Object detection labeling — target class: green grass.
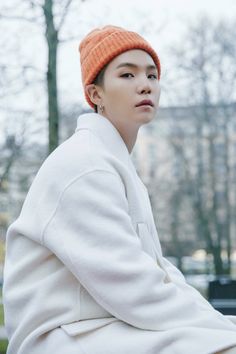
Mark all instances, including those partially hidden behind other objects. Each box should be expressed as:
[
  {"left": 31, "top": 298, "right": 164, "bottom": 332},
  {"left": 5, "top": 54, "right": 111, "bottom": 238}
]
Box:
[
  {"left": 0, "top": 291, "right": 8, "bottom": 353},
  {"left": 0, "top": 305, "right": 4, "bottom": 327},
  {"left": 0, "top": 340, "right": 8, "bottom": 354}
]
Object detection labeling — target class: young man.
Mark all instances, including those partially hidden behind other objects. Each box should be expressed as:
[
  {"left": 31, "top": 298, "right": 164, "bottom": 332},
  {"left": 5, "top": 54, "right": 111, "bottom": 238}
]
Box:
[{"left": 3, "top": 24, "right": 236, "bottom": 354}]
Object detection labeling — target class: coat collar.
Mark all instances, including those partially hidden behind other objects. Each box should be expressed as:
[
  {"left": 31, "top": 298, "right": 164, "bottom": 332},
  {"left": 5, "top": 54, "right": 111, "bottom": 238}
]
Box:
[
  {"left": 75, "top": 112, "right": 147, "bottom": 192},
  {"left": 75, "top": 112, "right": 133, "bottom": 167}
]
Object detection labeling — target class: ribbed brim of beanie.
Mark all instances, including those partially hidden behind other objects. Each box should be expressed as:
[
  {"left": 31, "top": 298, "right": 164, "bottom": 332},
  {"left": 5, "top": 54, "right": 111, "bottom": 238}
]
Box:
[{"left": 79, "top": 25, "right": 161, "bottom": 109}]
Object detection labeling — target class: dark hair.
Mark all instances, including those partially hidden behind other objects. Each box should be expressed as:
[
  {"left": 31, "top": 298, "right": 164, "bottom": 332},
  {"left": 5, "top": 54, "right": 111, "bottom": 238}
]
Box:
[{"left": 92, "top": 63, "right": 108, "bottom": 112}]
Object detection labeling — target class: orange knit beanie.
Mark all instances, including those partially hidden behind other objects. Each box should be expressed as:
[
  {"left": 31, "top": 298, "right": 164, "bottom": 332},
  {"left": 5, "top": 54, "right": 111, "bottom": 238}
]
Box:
[{"left": 78, "top": 25, "right": 161, "bottom": 109}]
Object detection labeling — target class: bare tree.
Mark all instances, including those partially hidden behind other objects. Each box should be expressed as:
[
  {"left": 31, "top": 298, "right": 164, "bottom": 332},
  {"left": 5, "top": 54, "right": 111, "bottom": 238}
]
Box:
[
  {"left": 1, "top": 0, "right": 85, "bottom": 155},
  {"left": 42, "top": 0, "right": 76, "bottom": 153},
  {"left": 0, "top": 0, "right": 86, "bottom": 238},
  {"left": 165, "top": 15, "right": 236, "bottom": 275}
]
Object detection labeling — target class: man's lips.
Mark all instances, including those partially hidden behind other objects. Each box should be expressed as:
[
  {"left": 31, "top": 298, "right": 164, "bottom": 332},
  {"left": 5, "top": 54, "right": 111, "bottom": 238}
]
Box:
[{"left": 135, "top": 99, "right": 154, "bottom": 107}]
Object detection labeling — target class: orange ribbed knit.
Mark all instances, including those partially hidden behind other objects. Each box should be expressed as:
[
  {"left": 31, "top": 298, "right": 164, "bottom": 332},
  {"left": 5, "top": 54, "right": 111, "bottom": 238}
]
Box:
[{"left": 79, "top": 25, "right": 161, "bottom": 109}]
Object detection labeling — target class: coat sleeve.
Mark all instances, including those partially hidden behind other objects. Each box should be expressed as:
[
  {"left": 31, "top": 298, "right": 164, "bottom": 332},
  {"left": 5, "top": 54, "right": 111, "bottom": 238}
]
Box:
[
  {"left": 42, "top": 169, "right": 218, "bottom": 331},
  {"left": 161, "top": 257, "right": 219, "bottom": 310},
  {"left": 162, "top": 255, "right": 236, "bottom": 326}
]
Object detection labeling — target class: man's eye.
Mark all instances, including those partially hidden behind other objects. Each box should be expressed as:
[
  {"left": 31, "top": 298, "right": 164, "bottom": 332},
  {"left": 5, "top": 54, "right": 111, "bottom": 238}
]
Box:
[
  {"left": 120, "top": 73, "right": 133, "bottom": 78},
  {"left": 120, "top": 73, "right": 157, "bottom": 79},
  {"left": 149, "top": 74, "right": 157, "bottom": 79}
]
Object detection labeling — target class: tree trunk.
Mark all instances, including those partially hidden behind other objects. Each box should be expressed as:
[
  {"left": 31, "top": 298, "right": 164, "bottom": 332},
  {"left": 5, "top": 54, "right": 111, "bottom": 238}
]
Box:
[{"left": 43, "top": 0, "right": 59, "bottom": 154}]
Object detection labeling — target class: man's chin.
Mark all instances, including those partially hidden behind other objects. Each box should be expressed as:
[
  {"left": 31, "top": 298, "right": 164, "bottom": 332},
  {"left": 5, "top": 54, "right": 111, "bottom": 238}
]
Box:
[{"left": 137, "top": 112, "right": 155, "bottom": 123}]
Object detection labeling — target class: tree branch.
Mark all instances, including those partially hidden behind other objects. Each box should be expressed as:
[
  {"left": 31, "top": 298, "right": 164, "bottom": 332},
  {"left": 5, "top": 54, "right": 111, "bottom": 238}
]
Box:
[
  {"left": 58, "top": 34, "right": 78, "bottom": 43},
  {"left": 57, "top": 0, "right": 73, "bottom": 32}
]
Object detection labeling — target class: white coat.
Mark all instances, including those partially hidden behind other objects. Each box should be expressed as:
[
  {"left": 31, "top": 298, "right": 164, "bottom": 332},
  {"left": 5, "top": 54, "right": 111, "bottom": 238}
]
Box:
[{"left": 2, "top": 112, "right": 236, "bottom": 354}]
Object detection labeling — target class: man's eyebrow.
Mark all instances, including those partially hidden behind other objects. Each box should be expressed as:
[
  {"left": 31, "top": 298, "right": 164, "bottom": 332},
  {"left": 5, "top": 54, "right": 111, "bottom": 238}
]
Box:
[{"left": 115, "top": 62, "right": 157, "bottom": 71}]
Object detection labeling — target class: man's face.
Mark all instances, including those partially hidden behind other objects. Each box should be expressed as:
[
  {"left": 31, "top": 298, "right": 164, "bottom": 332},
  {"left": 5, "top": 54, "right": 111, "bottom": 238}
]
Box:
[{"left": 99, "top": 49, "right": 161, "bottom": 128}]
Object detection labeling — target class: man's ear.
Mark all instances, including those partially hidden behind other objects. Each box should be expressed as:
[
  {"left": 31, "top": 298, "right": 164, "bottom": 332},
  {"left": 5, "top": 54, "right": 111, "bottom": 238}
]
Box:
[{"left": 85, "top": 84, "right": 103, "bottom": 106}]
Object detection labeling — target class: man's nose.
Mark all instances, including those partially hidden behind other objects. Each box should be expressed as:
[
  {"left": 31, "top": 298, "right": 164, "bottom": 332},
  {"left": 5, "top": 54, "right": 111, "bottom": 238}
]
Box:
[{"left": 137, "top": 76, "right": 152, "bottom": 94}]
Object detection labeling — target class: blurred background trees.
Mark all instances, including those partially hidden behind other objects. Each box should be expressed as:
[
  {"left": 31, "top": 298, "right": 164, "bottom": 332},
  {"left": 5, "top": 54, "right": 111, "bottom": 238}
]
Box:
[{"left": 135, "top": 15, "right": 236, "bottom": 276}]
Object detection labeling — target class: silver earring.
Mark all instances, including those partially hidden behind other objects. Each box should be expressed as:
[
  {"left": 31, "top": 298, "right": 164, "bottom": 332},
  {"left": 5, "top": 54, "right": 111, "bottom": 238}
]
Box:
[{"left": 99, "top": 104, "right": 104, "bottom": 113}]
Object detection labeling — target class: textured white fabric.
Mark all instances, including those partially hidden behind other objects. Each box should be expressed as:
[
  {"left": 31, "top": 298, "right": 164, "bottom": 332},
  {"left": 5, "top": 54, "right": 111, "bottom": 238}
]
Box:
[{"left": 2, "top": 112, "right": 236, "bottom": 354}]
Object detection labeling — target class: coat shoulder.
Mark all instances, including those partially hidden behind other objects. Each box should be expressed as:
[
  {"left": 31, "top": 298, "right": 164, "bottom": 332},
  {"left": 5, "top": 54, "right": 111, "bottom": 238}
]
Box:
[{"left": 35, "top": 129, "right": 118, "bottom": 191}]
